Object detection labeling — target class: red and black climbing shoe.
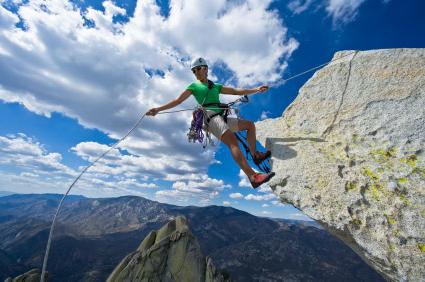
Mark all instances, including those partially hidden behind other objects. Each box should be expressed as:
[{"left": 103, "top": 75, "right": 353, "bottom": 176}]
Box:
[
  {"left": 250, "top": 172, "right": 276, "bottom": 188},
  {"left": 253, "top": 150, "right": 271, "bottom": 165}
]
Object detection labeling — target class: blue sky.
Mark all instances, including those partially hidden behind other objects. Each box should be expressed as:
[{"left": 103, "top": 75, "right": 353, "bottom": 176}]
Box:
[{"left": 0, "top": 0, "right": 424, "bottom": 220}]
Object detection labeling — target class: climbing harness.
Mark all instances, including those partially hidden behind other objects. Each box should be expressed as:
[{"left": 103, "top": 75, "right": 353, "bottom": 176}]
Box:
[
  {"left": 40, "top": 50, "right": 358, "bottom": 282},
  {"left": 186, "top": 93, "right": 272, "bottom": 173},
  {"left": 187, "top": 79, "right": 217, "bottom": 148}
]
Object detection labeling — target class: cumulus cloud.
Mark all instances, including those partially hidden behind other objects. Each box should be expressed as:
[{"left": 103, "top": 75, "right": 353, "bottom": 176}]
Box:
[
  {"left": 0, "top": 0, "right": 297, "bottom": 187},
  {"left": 172, "top": 176, "right": 230, "bottom": 193},
  {"left": 245, "top": 193, "right": 276, "bottom": 201},
  {"left": 238, "top": 169, "right": 251, "bottom": 187},
  {"left": 286, "top": 212, "right": 312, "bottom": 220},
  {"left": 0, "top": 133, "right": 74, "bottom": 176},
  {"left": 155, "top": 188, "right": 219, "bottom": 206},
  {"left": 223, "top": 201, "right": 231, "bottom": 206},
  {"left": 71, "top": 141, "right": 199, "bottom": 179},
  {"left": 155, "top": 173, "right": 230, "bottom": 205},
  {"left": 272, "top": 200, "right": 285, "bottom": 207},
  {"left": 0, "top": 134, "right": 160, "bottom": 197},
  {"left": 257, "top": 184, "right": 273, "bottom": 193},
  {"left": 229, "top": 192, "right": 244, "bottom": 199}
]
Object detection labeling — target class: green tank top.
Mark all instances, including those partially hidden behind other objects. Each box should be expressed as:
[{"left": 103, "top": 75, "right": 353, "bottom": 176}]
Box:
[{"left": 186, "top": 81, "right": 223, "bottom": 113}]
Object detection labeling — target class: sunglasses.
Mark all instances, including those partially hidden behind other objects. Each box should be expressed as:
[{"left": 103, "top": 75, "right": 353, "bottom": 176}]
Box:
[{"left": 192, "top": 66, "right": 206, "bottom": 74}]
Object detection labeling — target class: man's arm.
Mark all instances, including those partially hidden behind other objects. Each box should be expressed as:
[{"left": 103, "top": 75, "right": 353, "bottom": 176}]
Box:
[
  {"left": 221, "top": 85, "right": 269, "bottom": 95},
  {"left": 146, "top": 89, "right": 192, "bottom": 116}
]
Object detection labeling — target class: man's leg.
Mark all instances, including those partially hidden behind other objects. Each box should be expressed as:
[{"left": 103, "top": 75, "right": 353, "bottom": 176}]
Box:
[
  {"left": 237, "top": 119, "right": 256, "bottom": 156},
  {"left": 237, "top": 119, "right": 271, "bottom": 164},
  {"left": 220, "top": 130, "right": 256, "bottom": 179},
  {"left": 221, "top": 129, "right": 275, "bottom": 188}
]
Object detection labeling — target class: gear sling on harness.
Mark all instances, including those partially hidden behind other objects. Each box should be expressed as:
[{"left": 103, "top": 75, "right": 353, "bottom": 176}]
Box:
[{"left": 187, "top": 88, "right": 271, "bottom": 173}]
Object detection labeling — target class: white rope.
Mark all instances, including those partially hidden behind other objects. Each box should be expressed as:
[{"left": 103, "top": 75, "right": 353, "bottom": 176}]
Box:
[
  {"left": 40, "top": 113, "right": 147, "bottom": 282},
  {"left": 39, "top": 50, "right": 358, "bottom": 282},
  {"left": 277, "top": 50, "right": 358, "bottom": 84}
]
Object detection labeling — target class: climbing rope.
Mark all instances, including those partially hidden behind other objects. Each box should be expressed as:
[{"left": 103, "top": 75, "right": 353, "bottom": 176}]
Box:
[
  {"left": 277, "top": 50, "right": 358, "bottom": 85},
  {"left": 40, "top": 113, "right": 147, "bottom": 282},
  {"left": 39, "top": 50, "right": 358, "bottom": 282}
]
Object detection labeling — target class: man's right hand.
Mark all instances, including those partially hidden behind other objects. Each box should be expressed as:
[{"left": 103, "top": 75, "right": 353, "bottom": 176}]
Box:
[{"left": 146, "top": 108, "right": 160, "bottom": 116}]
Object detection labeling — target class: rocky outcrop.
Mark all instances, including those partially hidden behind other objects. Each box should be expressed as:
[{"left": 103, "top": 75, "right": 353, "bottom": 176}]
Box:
[
  {"left": 4, "top": 268, "right": 42, "bottom": 282},
  {"left": 257, "top": 48, "right": 425, "bottom": 281},
  {"left": 107, "top": 216, "right": 229, "bottom": 282}
]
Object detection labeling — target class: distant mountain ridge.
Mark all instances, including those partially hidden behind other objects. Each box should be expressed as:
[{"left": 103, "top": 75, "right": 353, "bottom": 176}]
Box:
[
  {"left": 0, "top": 193, "right": 384, "bottom": 281},
  {"left": 0, "top": 191, "right": 15, "bottom": 197}
]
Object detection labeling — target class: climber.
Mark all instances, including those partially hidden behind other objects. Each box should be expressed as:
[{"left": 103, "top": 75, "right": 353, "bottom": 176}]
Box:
[{"left": 146, "top": 57, "right": 275, "bottom": 188}]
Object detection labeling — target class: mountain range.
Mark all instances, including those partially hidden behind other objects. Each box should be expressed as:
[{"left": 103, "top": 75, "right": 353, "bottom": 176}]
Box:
[{"left": 0, "top": 193, "right": 384, "bottom": 281}]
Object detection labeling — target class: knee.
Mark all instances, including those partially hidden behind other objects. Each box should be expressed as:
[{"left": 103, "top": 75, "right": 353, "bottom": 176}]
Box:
[{"left": 240, "top": 120, "right": 255, "bottom": 131}]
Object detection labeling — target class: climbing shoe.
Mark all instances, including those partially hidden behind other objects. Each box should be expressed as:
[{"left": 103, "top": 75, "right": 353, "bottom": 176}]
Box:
[
  {"left": 253, "top": 150, "right": 271, "bottom": 165},
  {"left": 250, "top": 172, "right": 276, "bottom": 188}
]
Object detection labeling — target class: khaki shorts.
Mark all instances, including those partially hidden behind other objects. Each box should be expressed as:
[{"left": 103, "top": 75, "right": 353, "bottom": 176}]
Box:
[{"left": 204, "top": 110, "right": 239, "bottom": 140}]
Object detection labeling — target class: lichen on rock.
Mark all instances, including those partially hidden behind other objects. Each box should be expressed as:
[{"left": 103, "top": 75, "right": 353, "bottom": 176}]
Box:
[{"left": 256, "top": 48, "right": 425, "bottom": 281}]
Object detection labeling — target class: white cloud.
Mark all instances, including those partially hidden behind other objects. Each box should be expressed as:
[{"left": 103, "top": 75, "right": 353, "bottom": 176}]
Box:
[
  {"left": 286, "top": 212, "right": 313, "bottom": 221},
  {"left": 287, "top": 0, "right": 315, "bottom": 14},
  {"left": 257, "top": 184, "right": 273, "bottom": 193},
  {"left": 272, "top": 200, "right": 285, "bottom": 207},
  {"left": 262, "top": 203, "right": 270, "bottom": 208},
  {"left": 0, "top": 0, "right": 297, "bottom": 185},
  {"left": 0, "top": 134, "right": 74, "bottom": 176},
  {"left": 155, "top": 187, "right": 219, "bottom": 206},
  {"left": 245, "top": 193, "right": 276, "bottom": 201},
  {"left": 0, "top": 134, "right": 159, "bottom": 197},
  {"left": 164, "top": 173, "right": 213, "bottom": 182},
  {"left": 20, "top": 172, "right": 38, "bottom": 178},
  {"left": 260, "top": 110, "right": 271, "bottom": 120},
  {"left": 287, "top": 0, "right": 376, "bottom": 25},
  {"left": 0, "top": 2, "right": 19, "bottom": 28},
  {"left": 261, "top": 210, "right": 272, "bottom": 215},
  {"left": 72, "top": 141, "right": 199, "bottom": 180},
  {"left": 223, "top": 201, "right": 231, "bottom": 206},
  {"left": 155, "top": 174, "right": 230, "bottom": 205},
  {"left": 171, "top": 176, "right": 230, "bottom": 193},
  {"left": 325, "top": 0, "right": 366, "bottom": 24},
  {"left": 229, "top": 192, "right": 243, "bottom": 199},
  {"left": 238, "top": 169, "right": 251, "bottom": 187}
]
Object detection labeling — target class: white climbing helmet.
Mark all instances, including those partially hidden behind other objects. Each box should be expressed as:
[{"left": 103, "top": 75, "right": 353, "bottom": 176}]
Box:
[{"left": 190, "top": 57, "right": 208, "bottom": 70}]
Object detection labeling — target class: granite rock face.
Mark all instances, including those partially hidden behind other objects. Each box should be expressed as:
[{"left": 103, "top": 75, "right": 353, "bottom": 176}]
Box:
[
  {"left": 256, "top": 49, "right": 425, "bottom": 281},
  {"left": 107, "top": 216, "right": 228, "bottom": 282}
]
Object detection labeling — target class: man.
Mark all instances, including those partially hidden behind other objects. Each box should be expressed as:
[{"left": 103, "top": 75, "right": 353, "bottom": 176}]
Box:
[{"left": 147, "top": 57, "right": 274, "bottom": 188}]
